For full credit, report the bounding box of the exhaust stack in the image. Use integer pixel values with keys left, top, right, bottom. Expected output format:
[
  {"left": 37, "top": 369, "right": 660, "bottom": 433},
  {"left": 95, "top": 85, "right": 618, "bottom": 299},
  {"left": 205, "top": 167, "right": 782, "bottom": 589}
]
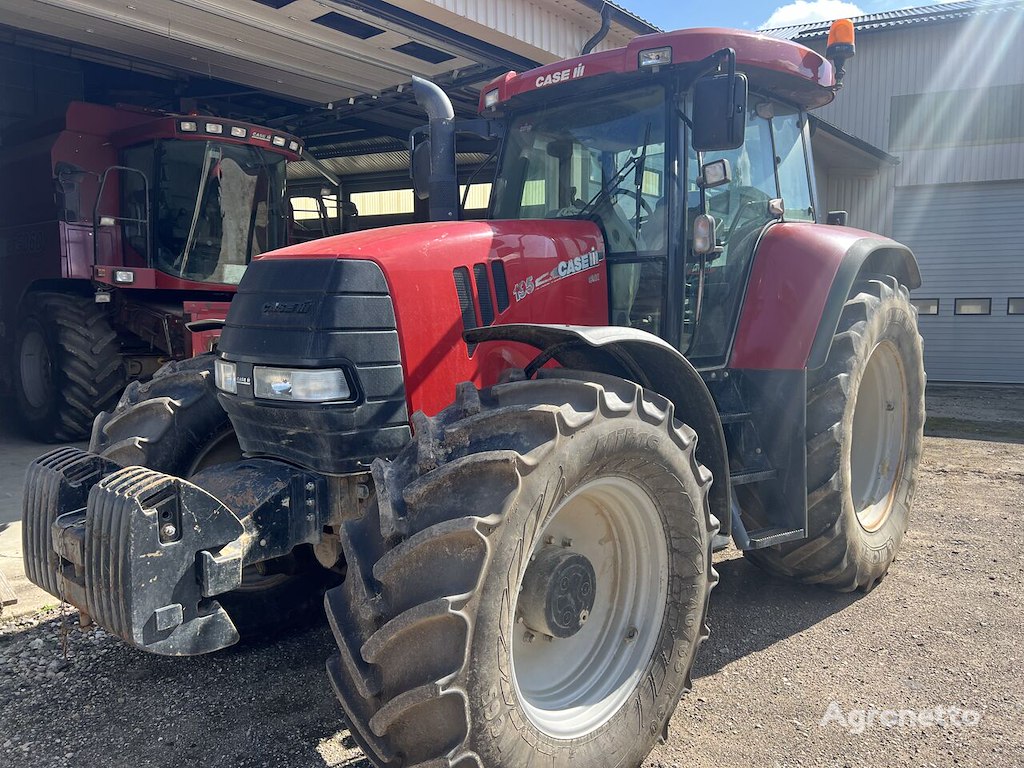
[{"left": 412, "top": 76, "right": 458, "bottom": 221}]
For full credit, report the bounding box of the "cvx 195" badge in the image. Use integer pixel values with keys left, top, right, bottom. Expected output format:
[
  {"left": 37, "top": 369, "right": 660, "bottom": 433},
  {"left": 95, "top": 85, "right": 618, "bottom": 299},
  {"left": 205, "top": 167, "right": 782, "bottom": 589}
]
[{"left": 513, "top": 249, "right": 603, "bottom": 302}]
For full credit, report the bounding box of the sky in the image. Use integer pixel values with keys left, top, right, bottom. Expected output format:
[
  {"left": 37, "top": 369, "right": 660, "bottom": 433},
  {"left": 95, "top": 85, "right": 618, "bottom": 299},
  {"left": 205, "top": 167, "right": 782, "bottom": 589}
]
[{"left": 622, "top": 0, "right": 924, "bottom": 31}]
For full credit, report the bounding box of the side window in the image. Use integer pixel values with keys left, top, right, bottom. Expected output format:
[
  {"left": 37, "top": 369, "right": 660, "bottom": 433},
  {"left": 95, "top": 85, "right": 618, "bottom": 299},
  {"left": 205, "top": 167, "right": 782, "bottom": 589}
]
[
  {"left": 701, "top": 109, "right": 776, "bottom": 266},
  {"left": 773, "top": 109, "right": 814, "bottom": 222},
  {"left": 684, "top": 107, "right": 776, "bottom": 360}
]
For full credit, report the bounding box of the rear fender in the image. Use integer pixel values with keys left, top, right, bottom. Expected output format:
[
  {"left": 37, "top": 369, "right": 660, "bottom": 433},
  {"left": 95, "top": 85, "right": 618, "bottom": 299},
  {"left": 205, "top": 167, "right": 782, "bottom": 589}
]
[
  {"left": 730, "top": 223, "right": 920, "bottom": 370},
  {"left": 465, "top": 324, "right": 731, "bottom": 534}
]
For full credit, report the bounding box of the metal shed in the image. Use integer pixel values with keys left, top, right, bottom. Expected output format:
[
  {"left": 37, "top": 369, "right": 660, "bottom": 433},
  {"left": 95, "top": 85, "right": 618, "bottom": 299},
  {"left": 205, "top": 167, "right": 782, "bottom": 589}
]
[
  {"left": 766, "top": 0, "right": 1024, "bottom": 383},
  {"left": 0, "top": 0, "right": 656, "bottom": 179}
]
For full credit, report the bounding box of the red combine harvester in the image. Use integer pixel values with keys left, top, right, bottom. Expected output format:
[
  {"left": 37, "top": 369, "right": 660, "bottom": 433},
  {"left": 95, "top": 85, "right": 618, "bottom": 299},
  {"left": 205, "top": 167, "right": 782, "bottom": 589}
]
[
  {"left": 23, "top": 22, "right": 926, "bottom": 768},
  {"left": 0, "top": 102, "right": 302, "bottom": 441}
]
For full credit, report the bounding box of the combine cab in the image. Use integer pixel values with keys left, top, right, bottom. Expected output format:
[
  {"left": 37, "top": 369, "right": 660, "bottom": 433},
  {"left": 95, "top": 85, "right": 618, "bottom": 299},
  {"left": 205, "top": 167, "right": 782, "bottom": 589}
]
[
  {"left": 22, "top": 22, "right": 925, "bottom": 768},
  {"left": 0, "top": 103, "right": 302, "bottom": 440}
]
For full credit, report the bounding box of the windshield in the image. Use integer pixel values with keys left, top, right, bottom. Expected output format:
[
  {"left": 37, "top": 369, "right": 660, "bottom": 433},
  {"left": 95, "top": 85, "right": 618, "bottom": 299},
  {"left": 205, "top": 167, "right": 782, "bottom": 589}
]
[
  {"left": 492, "top": 86, "right": 667, "bottom": 256},
  {"left": 122, "top": 140, "right": 287, "bottom": 284}
]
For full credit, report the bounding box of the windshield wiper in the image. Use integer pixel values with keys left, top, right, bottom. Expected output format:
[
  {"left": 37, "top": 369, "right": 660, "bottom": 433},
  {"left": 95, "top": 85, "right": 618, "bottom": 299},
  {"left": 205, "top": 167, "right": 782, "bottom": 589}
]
[
  {"left": 633, "top": 122, "right": 652, "bottom": 237},
  {"left": 576, "top": 121, "right": 652, "bottom": 221}
]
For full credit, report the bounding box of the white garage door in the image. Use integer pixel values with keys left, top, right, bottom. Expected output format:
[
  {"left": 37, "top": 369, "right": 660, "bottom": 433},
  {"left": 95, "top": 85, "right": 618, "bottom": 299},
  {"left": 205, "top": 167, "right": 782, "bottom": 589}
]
[{"left": 893, "top": 181, "right": 1024, "bottom": 383}]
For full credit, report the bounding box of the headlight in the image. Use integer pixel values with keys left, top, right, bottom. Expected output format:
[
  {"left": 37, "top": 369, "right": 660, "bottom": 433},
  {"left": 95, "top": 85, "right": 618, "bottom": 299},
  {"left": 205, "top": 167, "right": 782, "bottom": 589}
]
[
  {"left": 638, "top": 46, "right": 672, "bottom": 68},
  {"left": 215, "top": 359, "right": 237, "bottom": 394},
  {"left": 253, "top": 367, "right": 351, "bottom": 402}
]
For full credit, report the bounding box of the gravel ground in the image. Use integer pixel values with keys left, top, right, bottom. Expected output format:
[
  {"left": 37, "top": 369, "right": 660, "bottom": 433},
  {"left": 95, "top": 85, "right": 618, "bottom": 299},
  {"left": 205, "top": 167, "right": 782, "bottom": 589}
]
[{"left": 2, "top": 391, "right": 1023, "bottom": 768}]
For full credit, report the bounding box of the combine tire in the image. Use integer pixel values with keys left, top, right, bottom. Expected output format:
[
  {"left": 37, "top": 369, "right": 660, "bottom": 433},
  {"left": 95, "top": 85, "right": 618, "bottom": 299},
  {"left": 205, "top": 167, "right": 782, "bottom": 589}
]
[
  {"left": 325, "top": 371, "right": 717, "bottom": 768},
  {"left": 90, "top": 354, "right": 338, "bottom": 638},
  {"left": 746, "top": 277, "right": 925, "bottom": 592},
  {"left": 14, "top": 292, "right": 125, "bottom": 442}
]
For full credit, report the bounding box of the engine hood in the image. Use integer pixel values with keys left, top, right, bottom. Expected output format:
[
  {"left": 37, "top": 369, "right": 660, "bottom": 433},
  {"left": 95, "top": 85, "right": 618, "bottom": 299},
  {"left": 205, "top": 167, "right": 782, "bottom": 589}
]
[{"left": 252, "top": 219, "right": 610, "bottom": 415}]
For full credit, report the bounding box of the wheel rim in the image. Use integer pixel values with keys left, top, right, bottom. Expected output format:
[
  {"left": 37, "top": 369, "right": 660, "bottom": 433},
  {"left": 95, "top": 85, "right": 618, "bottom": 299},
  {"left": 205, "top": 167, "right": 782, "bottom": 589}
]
[
  {"left": 19, "top": 327, "right": 52, "bottom": 410},
  {"left": 849, "top": 340, "right": 908, "bottom": 531},
  {"left": 511, "top": 476, "right": 668, "bottom": 739}
]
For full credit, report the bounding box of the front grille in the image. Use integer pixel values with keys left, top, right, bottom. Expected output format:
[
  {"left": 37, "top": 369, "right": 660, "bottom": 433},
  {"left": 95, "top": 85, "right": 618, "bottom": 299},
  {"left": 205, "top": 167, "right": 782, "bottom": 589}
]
[{"left": 217, "top": 258, "right": 411, "bottom": 474}]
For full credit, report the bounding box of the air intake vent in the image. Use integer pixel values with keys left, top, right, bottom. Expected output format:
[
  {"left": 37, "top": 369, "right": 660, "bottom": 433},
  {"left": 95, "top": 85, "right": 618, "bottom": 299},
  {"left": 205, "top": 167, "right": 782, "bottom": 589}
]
[
  {"left": 491, "top": 260, "right": 510, "bottom": 313},
  {"left": 453, "top": 267, "right": 478, "bottom": 354},
  {"left": 473, "top": 264, "right": 494, "bottom": 327}
]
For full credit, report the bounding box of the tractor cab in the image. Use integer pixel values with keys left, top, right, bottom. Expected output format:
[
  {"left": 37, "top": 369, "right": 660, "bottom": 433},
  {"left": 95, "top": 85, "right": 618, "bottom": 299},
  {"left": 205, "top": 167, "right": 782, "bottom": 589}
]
[{"left": 482, "top": 29, "right": 831, "bottom": 367}]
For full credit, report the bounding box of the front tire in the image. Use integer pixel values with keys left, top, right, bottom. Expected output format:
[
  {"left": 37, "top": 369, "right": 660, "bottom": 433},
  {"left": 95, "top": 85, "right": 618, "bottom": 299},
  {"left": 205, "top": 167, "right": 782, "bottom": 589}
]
[
  {"left": 745, "top": 277, "right": 925, "bottom": 592},
  {"left": 90, "top": 354, "right": 339, "bottom": 637},
  {"left": 14, "top": 292, "right": 125, "bottom": 442},
  {"left": 325, "top": 372, "right": 717, "bottom": 767}
]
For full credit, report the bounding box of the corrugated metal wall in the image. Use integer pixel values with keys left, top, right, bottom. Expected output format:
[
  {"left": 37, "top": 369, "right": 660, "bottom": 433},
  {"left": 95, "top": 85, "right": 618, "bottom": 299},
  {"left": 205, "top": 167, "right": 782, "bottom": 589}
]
[
  {"left": 0, "top": 42, "right": 82, "bottom": 137},
  {"left": 824, "top": 168, "right": 896, "bottom": 235},
  {"left": 893, "top": 181, "right": 1024, "bottom": 383},
  {"left": 406, "top": 0, "right": 639, "bottom": 62},
  {"left": 808, "top": 14, "right": 1024, "bottom": 382},
  {"left": 812, "top": 17, "right": 1024, "bottom": 184}
]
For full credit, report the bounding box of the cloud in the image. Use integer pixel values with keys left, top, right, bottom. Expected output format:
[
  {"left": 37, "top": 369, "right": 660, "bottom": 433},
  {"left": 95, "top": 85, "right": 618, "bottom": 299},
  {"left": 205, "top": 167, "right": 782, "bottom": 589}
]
[{"left": 759, "top": 1, "right": 864, "bottom": 29}]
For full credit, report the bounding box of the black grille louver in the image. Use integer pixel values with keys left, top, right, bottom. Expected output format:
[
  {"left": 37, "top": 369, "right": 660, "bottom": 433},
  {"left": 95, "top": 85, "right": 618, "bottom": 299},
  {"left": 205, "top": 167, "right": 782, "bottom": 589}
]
[
  {"left": 453, "top": 266, "right": 478, "bottom": 354},
  {"left": 473, "top": 263, "right": 495, "bottom": 327},
  {"left": 492, "top": 260, "right": 510, "bottom": 313}
]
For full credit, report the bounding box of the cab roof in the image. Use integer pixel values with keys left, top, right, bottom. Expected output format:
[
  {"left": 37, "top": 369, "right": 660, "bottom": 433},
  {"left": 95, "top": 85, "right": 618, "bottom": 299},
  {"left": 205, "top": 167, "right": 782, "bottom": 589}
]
[{"left": 479, "top": 28, "right": 836, "bottom": 113}]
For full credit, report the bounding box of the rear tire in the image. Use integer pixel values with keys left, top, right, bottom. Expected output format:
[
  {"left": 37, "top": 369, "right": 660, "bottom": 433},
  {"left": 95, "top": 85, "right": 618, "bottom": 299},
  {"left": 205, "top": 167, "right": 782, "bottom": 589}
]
[
  {"left": 325, "top": 372, "right": 717, "bottom": 768},
  {"left": 745, "top": 277, "right": 925, "bottom": 592},
  {"left": 14, "top": 292, "right": 125, "bottom": 442},
  {"left": 90, "top": 354, "right": 339, "bottom": 637}
]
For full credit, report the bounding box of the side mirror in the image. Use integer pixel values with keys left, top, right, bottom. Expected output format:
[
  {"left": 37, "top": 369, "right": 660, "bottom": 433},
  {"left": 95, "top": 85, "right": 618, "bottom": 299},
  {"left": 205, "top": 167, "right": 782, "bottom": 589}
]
[
  {"left": 697, "top": 158, "right": 731, "bottom": 189},
  {"left": 691, "top": 72, "right": 748, "bottom": 152}
]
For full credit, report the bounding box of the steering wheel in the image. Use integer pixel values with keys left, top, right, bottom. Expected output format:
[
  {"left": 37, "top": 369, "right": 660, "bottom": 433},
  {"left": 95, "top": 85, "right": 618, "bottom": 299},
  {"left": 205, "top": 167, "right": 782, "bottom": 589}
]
[
  {"left": 719, "top": 186, "right": 771, "bottom": 242},
  {"left": 610, "top": 187, "right": 653, "bottom": 226}
]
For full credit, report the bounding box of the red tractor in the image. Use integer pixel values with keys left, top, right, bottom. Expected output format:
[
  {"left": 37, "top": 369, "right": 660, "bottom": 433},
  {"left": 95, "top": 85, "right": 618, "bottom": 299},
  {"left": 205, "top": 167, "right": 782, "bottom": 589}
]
[
  {"left": 0, "top": 102, "right": 302, "bottom": 441},
  {"left": 23, "top": 23, "right": 925, "bottom": 768}
]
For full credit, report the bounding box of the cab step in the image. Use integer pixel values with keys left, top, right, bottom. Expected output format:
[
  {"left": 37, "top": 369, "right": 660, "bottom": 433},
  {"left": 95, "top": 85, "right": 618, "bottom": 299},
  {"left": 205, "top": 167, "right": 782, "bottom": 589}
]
[
  {"left": 729, "top": 469, "right": 777, "bottom": 486},
  {"left": 719, "top": 411, "right": 752, "bottom": 424},
  {"left": 745, "top": 526, "right": 805, "bottom": 549}
]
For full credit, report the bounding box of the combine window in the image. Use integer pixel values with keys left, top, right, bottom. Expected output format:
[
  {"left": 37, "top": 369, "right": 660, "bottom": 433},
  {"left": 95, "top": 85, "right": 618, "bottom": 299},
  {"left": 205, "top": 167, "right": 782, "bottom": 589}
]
[{"left": 123, "top": 140, "right": 287, "bottom": 285}]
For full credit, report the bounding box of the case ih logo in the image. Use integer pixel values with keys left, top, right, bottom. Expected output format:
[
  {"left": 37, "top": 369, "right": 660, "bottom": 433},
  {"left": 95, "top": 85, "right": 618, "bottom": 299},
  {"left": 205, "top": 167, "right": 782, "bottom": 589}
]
[
  {"left": 252, "top": 131, "right": 272, "bottom": 142},
  {"left": 514, "top": 249, "right": 603, "bottom": 302},
  {"left": 534, "top": 63, "right": 586, "bottom": 88},
  {"left": 262, "top": 300, "right": 312, "bottom": 315}
]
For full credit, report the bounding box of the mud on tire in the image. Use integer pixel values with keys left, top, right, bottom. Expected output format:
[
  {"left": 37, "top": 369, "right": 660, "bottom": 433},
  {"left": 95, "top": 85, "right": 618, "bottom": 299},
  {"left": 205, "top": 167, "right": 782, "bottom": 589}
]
[
  {"left": 745, "top": 277, "right": 926, "bottom": 592},
  {"left": 325, "top": 371, "right": 718, "bottom": 768},
  {"left": 14, "top": 292, "right": 126, "bottom": 442},
  {"left": 90, "top": 354, "right": 338, "bottom": 638}
]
